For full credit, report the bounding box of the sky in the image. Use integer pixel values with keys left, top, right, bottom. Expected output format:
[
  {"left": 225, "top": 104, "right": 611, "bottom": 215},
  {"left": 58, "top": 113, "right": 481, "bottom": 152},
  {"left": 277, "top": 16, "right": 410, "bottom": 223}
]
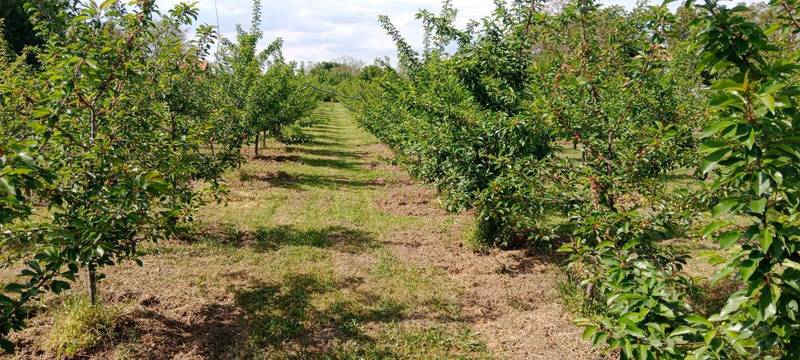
[{"left": 151, "top": 0, "right": 722, "bottom": 66}]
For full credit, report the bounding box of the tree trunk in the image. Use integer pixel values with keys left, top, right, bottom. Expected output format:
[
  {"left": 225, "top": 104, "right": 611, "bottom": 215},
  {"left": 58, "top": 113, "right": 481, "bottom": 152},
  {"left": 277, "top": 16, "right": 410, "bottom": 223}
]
[
  {"left": 255, "top": 133, "right": 260, "bottom": 158},
  {"left": 88, "top": 263, "right": 98, "bottom": 306},
  {"left": 605, "top": 131, "right": 616, "bottom": 211}
]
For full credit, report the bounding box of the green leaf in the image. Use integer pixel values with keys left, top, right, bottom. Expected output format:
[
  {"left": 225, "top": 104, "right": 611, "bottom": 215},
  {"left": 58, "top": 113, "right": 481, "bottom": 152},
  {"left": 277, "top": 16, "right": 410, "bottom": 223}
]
[
  {"left": 759, "top": 285, "right": 780, "bottom": 320},
  {"left": 703, "top": 220, "right": 729, "bottom": 237},
  {"left": 582, "top": 325, "right": 598, "bottom": 341},
  {"left": 596, "top": 241, "right": 615, "bottom": 250},
  {"left": 720, "top": 293, "right": 749, "bottom": 318},
  {"left": 749, "top": 198, "right": 767, "bottom": 214},
  {"left": 669, "top": 325, "right": 695, "bottom": 338},
  {"left": 784, "top": 260, "right": 800, "bottom": 270},
  {"left": 740, "top": 258, "right": 760, "bottom": 281},
  {"left": 624, "top": 340, "right": 634, "bottom": 359},
  {"left": 686, "top": 314, "right": 712, "bottom": 327},
  {"left": 4, "top": 283, "right": 25, "bottom": 293},
  {"left": 712, "top": 198, "right": 740, "bottom": 217},
  {"left": 699, "top": 140, "right": 728, "bottom": 154},
  {"left": 702, "top": 149, "right": 731, "bottom": 174},
  {"left": 758, "top": 94, "right": 776, "bottom": 113},
  {"left": 0, "top": 177, "right": 16, "bottom": 196},
  {"left": 701, "top": 120, "right": 736, "bottom": 138},
  {"left": 31, "top": 107, "right": 51, "bottom": 119},
  {"left": 773, "top": 170, "right": 784, "bottom": 186},
  {"left": 0, "top": 338, "right": 14, "bottom": 354},
  {"left": 100, "top": 0, "right": 116, "bottom": 10},
  {"left": 637, "top": 345, "right": 648, "bottom": 360},
  {"left": 622, "top": 239, "right": 640, "bottom": 250},
  {"left": 556, "top": 243, "right": 574, "bottom": 253},
  {"left": 759, "top": 228, "right": 773, "bottom": 252},
  {"left": 718, "top": 231, "right": 743, "bottom": 249},
  {"left": 712, "top": 79, "right": 745, "bottom": 92},
  {"left": 743, "top": 127, "right": 756, "bottom": 150},
  {"left": 50, "top": 280, "right": 71, "bottom": 294},
  {"left": 704, "top": 329, "right": 717, "bottom": 344}
]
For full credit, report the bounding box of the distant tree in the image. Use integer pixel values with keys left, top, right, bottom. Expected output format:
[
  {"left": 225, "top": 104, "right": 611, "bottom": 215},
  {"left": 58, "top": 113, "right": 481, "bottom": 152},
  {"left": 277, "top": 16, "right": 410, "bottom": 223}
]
[
  {"left": 332, "top": 55, "right": 364, "bottom": 73},
  {"left": 309, "top": 61, "right": 354, "bottom": 86},
  {"left": 358, "top": 64, "right": 387, "bottom": 81}
]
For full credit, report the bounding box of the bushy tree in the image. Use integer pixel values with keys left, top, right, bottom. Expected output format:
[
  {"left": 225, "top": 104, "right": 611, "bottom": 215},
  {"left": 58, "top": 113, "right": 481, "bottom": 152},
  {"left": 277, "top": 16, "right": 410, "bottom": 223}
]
[
  {"left": 346, "top": 1, "right": 555, "bottom": 245},
  {"left": 213, "top": 0, "right": 319, "bottom": 157},
  {"left": 0, "top": 0, "right": 250, "bottom": 351}
]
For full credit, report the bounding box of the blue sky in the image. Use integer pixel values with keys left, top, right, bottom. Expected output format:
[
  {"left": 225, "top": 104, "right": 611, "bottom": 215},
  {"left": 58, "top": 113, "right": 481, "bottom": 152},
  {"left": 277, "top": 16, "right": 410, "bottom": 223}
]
[{"left": 153, "top": 0, "right": 737, "bottom": 65}]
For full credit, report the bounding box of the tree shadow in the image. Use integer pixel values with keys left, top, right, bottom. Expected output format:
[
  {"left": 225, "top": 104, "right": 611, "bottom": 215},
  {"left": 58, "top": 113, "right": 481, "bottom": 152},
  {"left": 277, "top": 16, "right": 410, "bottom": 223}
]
[
  {"left": 251, "top": 154, "right": 361, "bottom": 171},
  {"left": 285, "top": 146, "right": 366, "bottom": 160},
  {"left": 253, "top": 154, "right": 303, "bottom": 163},
  {"left": 305, "top": 134, "right": 345, "bottom": 144},
  {"left": 108, "top": 275, "right": 406, "bottom": 359},
  {"left": 312, "top": 124, "right": 343, "bottom": 131},
  {"left": 231, "top": 274, "right": 406, "bottom": 357},
  {"left": 252, "top": 225, "right": 379, "bottom": 253},
  {"left": 242, "top": 170, "right": 384, "bottom": 190},
  {"left": 182, "top": 223, "right": 379, "bottom": 254},
  {"left": 118, "top": 303, "right": 247, "bottom": 360},
  {"left": 299, "top": 157, "right": 362, "bottom": 171}
]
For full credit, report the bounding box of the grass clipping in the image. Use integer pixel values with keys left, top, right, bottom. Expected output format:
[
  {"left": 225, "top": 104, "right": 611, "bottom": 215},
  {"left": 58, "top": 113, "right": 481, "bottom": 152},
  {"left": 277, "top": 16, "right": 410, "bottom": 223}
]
[{"left": 45, "top": 295, "right": 121, "bottom": 357}]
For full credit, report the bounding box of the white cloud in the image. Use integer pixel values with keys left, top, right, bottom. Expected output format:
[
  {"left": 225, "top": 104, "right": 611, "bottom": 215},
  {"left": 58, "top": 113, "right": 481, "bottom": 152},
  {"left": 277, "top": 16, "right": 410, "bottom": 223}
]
[{"left": 153, "top": 0, "right": 712, "bottom": 65}]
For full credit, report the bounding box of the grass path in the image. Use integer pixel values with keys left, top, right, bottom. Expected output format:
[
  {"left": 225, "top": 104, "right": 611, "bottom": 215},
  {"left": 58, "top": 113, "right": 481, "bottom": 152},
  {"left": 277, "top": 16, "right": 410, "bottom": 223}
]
[{"left": 4, "top": 103, "right": 599, "bottom": 359}]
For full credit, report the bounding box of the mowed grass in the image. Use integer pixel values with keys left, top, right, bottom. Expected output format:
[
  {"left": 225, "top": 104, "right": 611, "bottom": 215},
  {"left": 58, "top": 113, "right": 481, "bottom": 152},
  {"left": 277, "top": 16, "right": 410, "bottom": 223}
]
[
  {"left": 1, "top": 103, "right": 490, "bottom": 359},
  {"left": 171, "top": 102, "right": 488, "bottom": 359}
]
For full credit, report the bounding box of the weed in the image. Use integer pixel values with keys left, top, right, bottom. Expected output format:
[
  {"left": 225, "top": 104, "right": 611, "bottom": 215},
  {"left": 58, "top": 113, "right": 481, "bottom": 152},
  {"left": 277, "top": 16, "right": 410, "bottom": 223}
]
[{"left": 45, "top": 295, "right": 122, "bottom": 358}]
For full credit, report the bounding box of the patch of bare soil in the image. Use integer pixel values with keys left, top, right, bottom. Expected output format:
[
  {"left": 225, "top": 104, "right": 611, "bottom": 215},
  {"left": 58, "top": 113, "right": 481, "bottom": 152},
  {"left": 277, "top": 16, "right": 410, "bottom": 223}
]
[
  {"left": 375, "top": 183, "right": 450, "bottom": 217},
  {"left": 376, "top": 183, "right": 605, "bottom": 359},
  {"left": 4, "top": 256, "right": 249, "bottom": 360}
]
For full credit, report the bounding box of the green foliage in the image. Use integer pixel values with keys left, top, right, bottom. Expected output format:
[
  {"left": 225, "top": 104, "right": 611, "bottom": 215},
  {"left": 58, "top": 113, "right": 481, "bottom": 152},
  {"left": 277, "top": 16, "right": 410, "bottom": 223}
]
[
  {"left": 685, "top": 0, "right": 800, "bottom": 357},
  {"left": 566, "top": 0, "right": 800, "bottom": 358},
  {"left": 347, "top": 1, "right": 554, "bottom": 246},
  {"left": 345, "top": 0, "right": 705, "bottom": 249}
]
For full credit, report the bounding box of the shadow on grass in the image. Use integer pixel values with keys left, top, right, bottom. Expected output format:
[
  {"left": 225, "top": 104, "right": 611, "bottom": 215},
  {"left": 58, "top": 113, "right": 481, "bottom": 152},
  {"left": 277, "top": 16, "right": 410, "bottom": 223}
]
[
  {"left": 285, "top": 146, "right": 367, "bottom": 160},
  {"left": 181, "top": 223, "right": 378, "bottom": 254},
  {"left": 240, "top": 170, "right": 383, "bottom": 190},
  {"left": 253, "top": 154, "right": 303, "bottom": 163},
  {"left": 113, "top": 276, "right": 404, "bottom": 358},
  {"left": 253, "top": 225, "right": 378, "bottom": 253},
  {"left": 231, "top": 274, "right": 406, "bottom": 357},
  {"left": 118, "top": 303, "right": 247, "bottom": 359},
  {"left": 299, "top": 157, "right": 362, "bottom": 171},
  {"left": 252, "top": 154, "right": 361, "bottom": 171}
]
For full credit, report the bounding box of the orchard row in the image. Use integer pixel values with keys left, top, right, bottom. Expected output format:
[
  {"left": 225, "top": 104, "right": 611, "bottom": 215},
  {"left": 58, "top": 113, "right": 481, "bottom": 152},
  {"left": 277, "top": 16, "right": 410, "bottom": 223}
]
[
  {"left": 342, "top": 0, "right": 800, "bottom": 358},
  {"left": 0, "top": 0, "right": 320, "bottom": 351}
]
